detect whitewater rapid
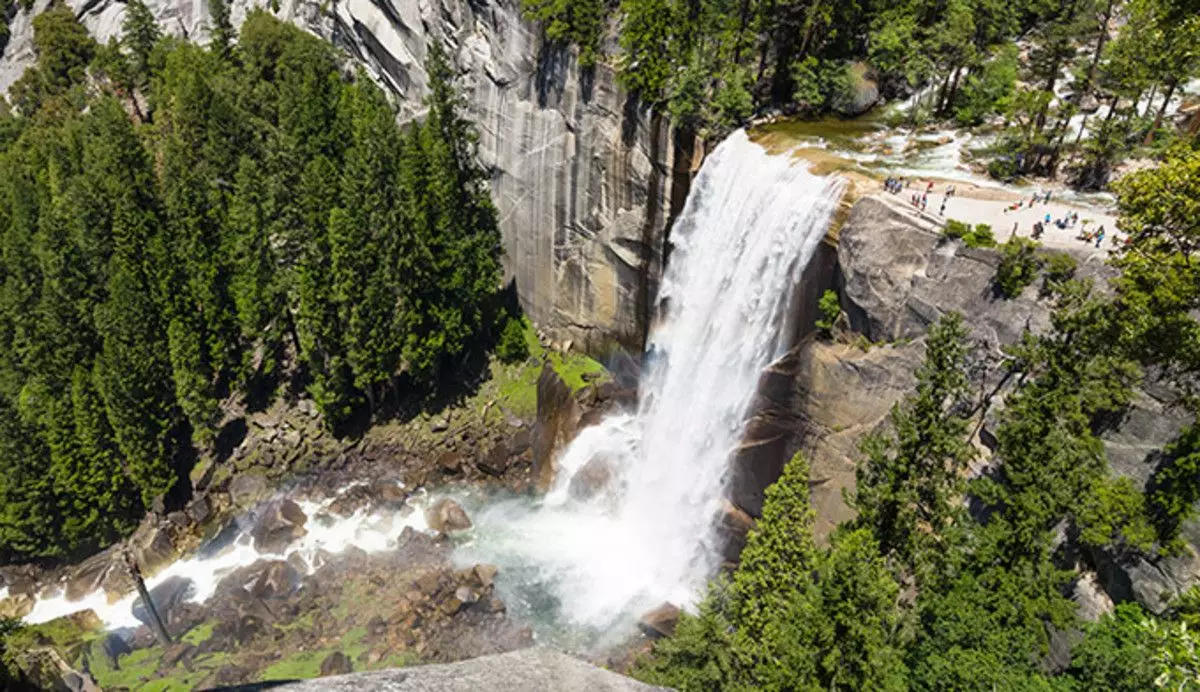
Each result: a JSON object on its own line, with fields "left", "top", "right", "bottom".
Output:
{"left": 22, "top": 484, "right": 430, "bottom": 630}
{"left": 458, "top": 130, "right": 845, "bottom": 641}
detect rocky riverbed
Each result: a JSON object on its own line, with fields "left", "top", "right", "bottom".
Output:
{"left": 0, "top": 340, "right": 635, "bottom": 689}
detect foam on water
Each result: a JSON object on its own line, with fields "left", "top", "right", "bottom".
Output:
{"left": 458, "top": 130, "right": 845, "bottom": 642}
{"left": 22, "top": 482, "right": 429, "bottom": 630}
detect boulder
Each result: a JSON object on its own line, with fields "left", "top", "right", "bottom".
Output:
{"left": 320, "top": 651, "right": 353, "bottom": 677}
{"left": 714, "top": 500, "right": 756, "bottom": 563}
{"left": 251, "top": 499, "right": 308, "bottom": 554}
{"left": 472, "top": 564, "right": 499, "bottom": 589}
{"left": 425, "top": 499, "right": 473, "bottom": 534}
{"left": 128, "top": 519, "right": 178, "bottom": 576}
{"left": 533, "top": 365, "right": 583, "bottom": 491}
{"left": 566, "top": 456, "right": 617, "bottom": 502}
{"left": 185, "top": 496, "right": 211, "bottom": 525}
{"left": 638, "top": 602, "right": 681, "bottom": 638}
{"left": 100, "top": 633, "right": 132, "bottom": 669}
{"left": 230, "top": 474, "right": 270, "bottom": 509}
{"left": 132, "top": 576, "right": 195, "bottom": 628}
{"left": 65, "top": 550, "right": 122, "bottom": 601}
{"left": 478, "top": 443, "right": 510, "bottom": 476}
{"left": 831, "top": 62, "right": 880, "bottom": 116}
{"left": 248, "top": 560, "right": 299, "bottom": 600}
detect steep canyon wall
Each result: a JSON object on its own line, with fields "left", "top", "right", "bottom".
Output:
{"left": 0, "top": 0, "right": 682, "bottom": 353}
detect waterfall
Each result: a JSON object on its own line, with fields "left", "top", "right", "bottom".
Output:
{"left": 459, "top": 130, "right": 845, "bottom": 641}
{"left": 16, "top": 130, "right": 844, "bottom": 644}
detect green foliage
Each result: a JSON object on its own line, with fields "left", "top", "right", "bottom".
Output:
{"left": 994, "top": 237, "right": 1042, "bottom": 299}
{"left": 942, "top": 218, "right": 969, "bottom": 240}
{"left": 8, "top": 4, "right": 96, "bottom": 116}
{"left": 852, "top": 312, "right": 974, "bottom": 577}
{"left": 791, "top": 57, "right": 850, "bottom": 114}
{"left": 522, "top": 0, "right": 607, "bottom": 67}
{"left": 0, "top": 13, "right": 506, "bottom": 559}
{"left": 1075, "top": 475, "right": 1156, "bottom": 553}
{"left": 1149, "top": 422, "right": 1200, "bottom": 551}
{"left": 496, "top": 316, "right": 531, "bottom": 364}
{"left": 1109, "top": 146, "right": 1200, "bottom": 406}
{"left": 1067, "top": 604, "right": 1160, "bottom": 690}
{"left": 943, "top": 220, "right": 993, "bottom": 247}
{"left": 953, "top": 44, "right": 1018, "bottom": 126}
{"left": 815, "top": 288, "right": 839, "bottom": 337}
{"left": 1041, "top": 252, "right": 1077, "bottom": 293}
{"left": 617, "top": 0, "right": 675, "bottom": 100}
{"left": 638, "top": 454, "right": 908, "bottom": 691}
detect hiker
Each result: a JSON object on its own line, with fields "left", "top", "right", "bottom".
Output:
{"left": 1095, "top": 226, "right": 1105, "bottom": 247}
{"left": 1044, "top": 213, "right": 1051, "bottom": 224}
{"left": 939, "top": 200, "right": 946, "bottom": 216}
{"left": 921, "top": 196, "right": 928, "bottom": 212}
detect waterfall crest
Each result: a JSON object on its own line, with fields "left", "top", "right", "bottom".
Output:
{"left": 461, "top": 130, "right": 846, "bottom": 639}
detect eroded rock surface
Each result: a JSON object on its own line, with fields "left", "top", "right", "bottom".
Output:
{"left": 0, "top": 0, "right": 679, "bottom": 351}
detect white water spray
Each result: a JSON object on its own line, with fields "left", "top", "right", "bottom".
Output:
{"left": 21, "top": 484, "right": 429, "bottom": 630}
{"left": 459, "top": 130, "right": 845, "bottom": 640}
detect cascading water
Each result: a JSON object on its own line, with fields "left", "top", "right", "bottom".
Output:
{"left": 14, "top": 130, "right": 844, "bottom": 649}
{"left": 457, "top": 130, "right": 845, "bottom": 644}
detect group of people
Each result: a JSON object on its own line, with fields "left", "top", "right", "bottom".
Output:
{"left": 883, "top": 178, "right": 957, "bottom": 216}
{"left": 1077, "top": 225, "right": 1121, "bottom": 248}
{"left": 1003, "top": 189, "right": 1053, "bottom": 214}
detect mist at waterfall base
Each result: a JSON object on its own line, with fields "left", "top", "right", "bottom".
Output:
{"left": 19, "top": 130, "right": 844, "bottom": 653}
{"left": 456, "top": 130, "right": 846, "bottom": 648}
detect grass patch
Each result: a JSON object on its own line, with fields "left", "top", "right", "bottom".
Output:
{"left": 342, "top": 626, "right": 369, "bottom": 662}
{"left": 490, "top": 318, "right": 606, "bottom": 418}
{"left": 367, "top": 650, "right": 421, "bottom": 670}
{"left": 181, "top": 620, "right": 215, "bottom": 645}
{"left": 91, "top": 646, "right": 160, "bottom": 689}
{"left": 260, "top": 648, "right": 332, "bottom": 681}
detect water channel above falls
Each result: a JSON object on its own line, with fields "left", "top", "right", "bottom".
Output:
{"left": 16, "top": 129, "right": 846, "bottom": 653}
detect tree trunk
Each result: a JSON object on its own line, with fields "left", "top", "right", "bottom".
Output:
{"left": 733, "top": 0, "right": 752, "bottom": 64}
{"left": 1142, "top": 82, "right": 1158, "bottom": 118}
{"left": 1144, "top": 77, "right": 1178, "bottom": 145}
{"left": 1081, "top": 0, "right": 1117, "bottom": 95}
{"left": 942, "top": 65, "right": 964, "bottom": 116}
{"left": 125, "top": 551, "right": 171, "bottom": 647}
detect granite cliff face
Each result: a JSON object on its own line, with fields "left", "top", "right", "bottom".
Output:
{"left": 739, "top": 194, "right": 1198, "bottom": 617}
{"left": 0, "top": 0, "right": 682, "bottom": 352}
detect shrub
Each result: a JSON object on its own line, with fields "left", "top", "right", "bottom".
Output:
{"left": 945, "top": 220, "right": 995, "bottom": 248}
{"left": 943, "top": 219, "right": 970, "bottom": 240}
{"left": 1041, "top": 252, "right": 1077, "bottom": 294}
{"left": 995, "top": 237, "right": 1042, "bottom": 298}
{"left": 964, "top": 224, "right": 996, "bottom": 248}
{"left": 495, "top": 316, "right": 530, "bottom": 363}
{"left": 816, "top": 289, "right": 840, "bottom": 337}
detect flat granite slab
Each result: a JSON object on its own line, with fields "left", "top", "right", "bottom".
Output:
{"left": 272, "top": 647, "right": 668, "bottom": 692}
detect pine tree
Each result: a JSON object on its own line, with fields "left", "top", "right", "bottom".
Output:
{"left": 121, "top": 0, "right": 161, "bottom": 89}
{"left": 852, "top": 312, "right": 974, "bottom": 577}
{"left": 208, "top": 0, "right": 235, "bottom": 60}
{"left": 95, "top": 199, "right": 178, "bottom": 506}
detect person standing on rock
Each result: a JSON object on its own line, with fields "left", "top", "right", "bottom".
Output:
{"left": 939, "top": 199, "right": 947, "bottom": 216}
{"left": 1095, "top": 226, "right": 1105, "bottom": 247}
